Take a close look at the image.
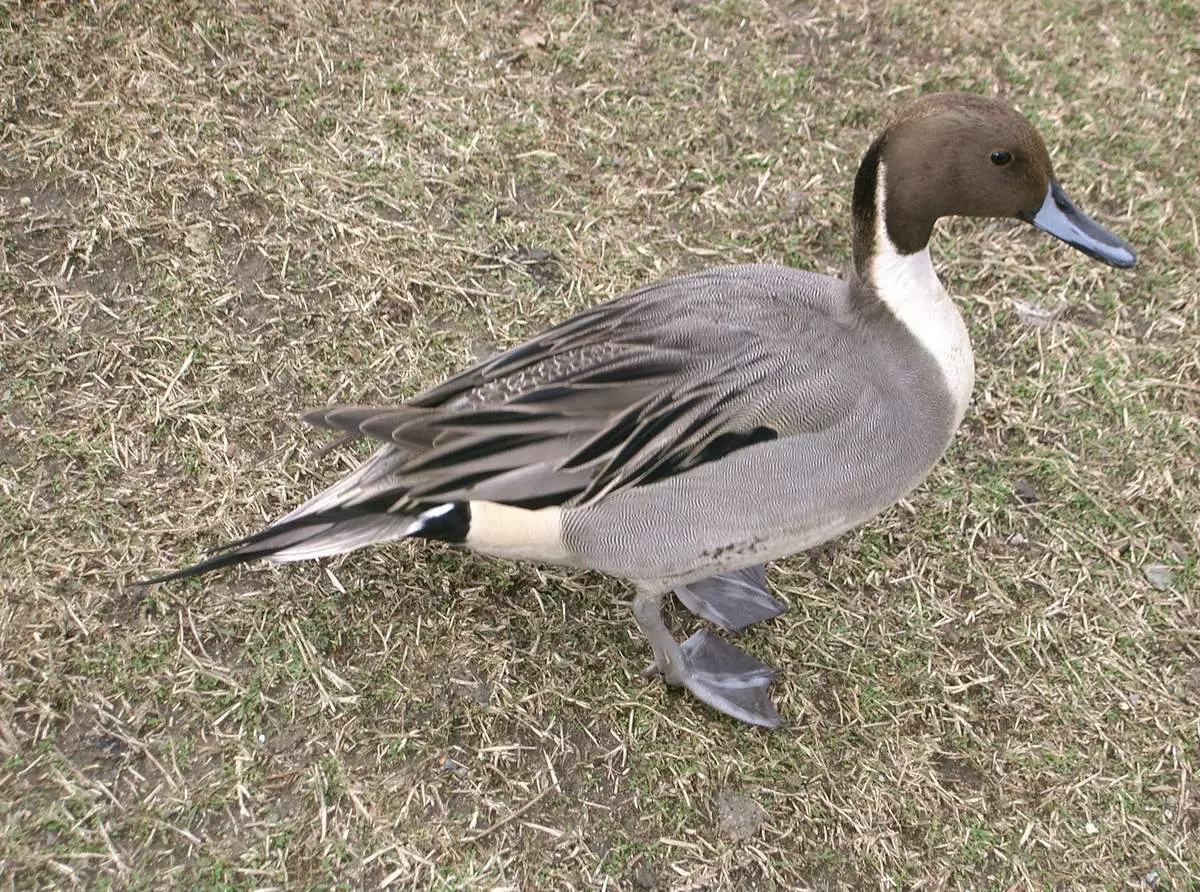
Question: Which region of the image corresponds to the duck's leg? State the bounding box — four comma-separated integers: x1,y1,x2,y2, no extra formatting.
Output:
632,589,689,686
673,565,788,633
632,589,784,728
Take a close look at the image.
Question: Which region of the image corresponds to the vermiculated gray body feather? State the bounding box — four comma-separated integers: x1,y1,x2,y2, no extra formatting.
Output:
191,265,954,590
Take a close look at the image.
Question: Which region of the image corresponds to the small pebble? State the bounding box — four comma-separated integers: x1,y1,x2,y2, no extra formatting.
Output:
1084,820,1098,835
1013,479,1040,504
1011,297,1060,327
19,195,32,207
630,866,657,889
517,26,547,49
1144,869,1159,888
1142,563,1175,591
715,791,767,840
784,189,807,220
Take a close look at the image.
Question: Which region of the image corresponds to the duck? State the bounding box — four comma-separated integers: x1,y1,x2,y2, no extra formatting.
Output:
143,92,1135,728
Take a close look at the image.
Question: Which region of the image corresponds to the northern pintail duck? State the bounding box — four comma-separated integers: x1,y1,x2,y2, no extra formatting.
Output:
145,93,1135,727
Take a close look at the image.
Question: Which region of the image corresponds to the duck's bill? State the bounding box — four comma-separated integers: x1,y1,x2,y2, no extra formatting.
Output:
1018,180,1136,269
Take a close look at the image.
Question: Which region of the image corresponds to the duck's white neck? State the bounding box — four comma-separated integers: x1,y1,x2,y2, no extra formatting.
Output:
868,166,975,422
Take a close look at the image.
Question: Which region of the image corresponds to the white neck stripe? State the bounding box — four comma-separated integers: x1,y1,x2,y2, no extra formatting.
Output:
869,165,975,422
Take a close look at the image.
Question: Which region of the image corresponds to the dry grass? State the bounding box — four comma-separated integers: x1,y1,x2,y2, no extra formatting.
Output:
2,1,1197,889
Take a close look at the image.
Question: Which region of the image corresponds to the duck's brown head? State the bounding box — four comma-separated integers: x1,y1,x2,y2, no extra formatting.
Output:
852,92,1136,272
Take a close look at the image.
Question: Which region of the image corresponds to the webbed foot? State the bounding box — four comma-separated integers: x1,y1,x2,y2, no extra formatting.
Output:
642,628,783,728
633,589,784,728
673,565,787,632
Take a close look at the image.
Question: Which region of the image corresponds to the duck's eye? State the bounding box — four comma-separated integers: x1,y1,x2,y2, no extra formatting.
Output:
991,150,1013,166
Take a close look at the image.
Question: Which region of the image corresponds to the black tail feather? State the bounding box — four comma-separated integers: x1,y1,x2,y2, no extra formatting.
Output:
139,497,468,586
137,515,335,585
137,546,267,585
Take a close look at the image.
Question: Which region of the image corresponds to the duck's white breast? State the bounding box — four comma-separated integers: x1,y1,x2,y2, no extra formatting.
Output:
870,179,976,424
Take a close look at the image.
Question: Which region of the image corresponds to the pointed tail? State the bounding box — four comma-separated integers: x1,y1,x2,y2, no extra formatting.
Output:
139,500,468,585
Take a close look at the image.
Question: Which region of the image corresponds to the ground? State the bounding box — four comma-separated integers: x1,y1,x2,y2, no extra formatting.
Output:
1,1,1197,889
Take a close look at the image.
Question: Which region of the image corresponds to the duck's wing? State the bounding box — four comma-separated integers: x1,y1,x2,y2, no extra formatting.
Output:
144,266,865,582
304,266,862,511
